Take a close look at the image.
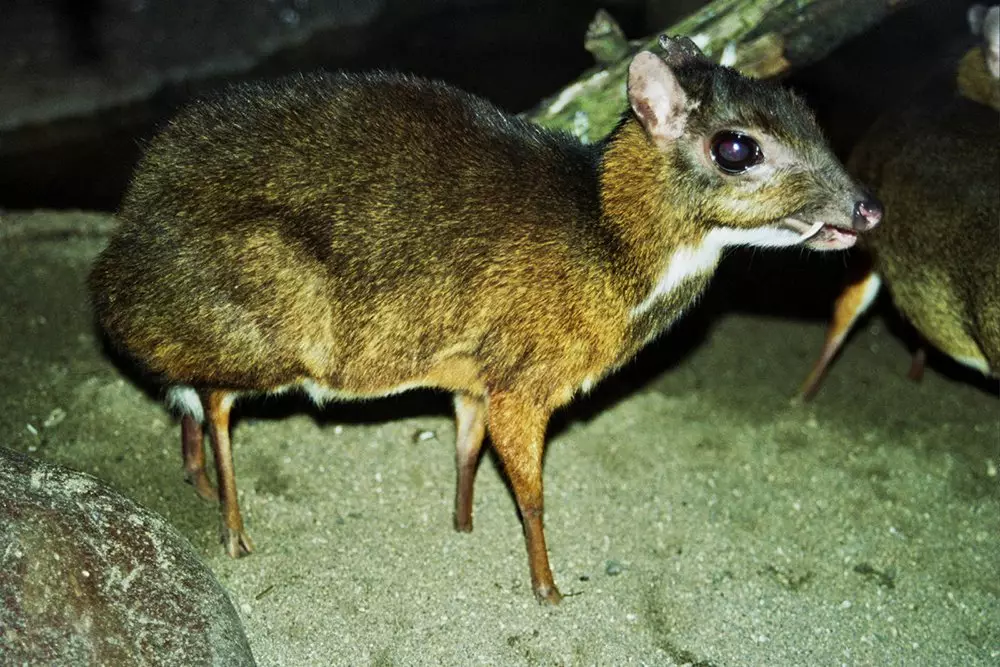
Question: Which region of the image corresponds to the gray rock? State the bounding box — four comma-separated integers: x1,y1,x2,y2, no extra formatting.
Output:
0,447,255,667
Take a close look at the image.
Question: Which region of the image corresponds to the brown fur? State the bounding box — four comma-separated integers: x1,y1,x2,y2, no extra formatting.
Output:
90,47,868,602
802,39,1000,398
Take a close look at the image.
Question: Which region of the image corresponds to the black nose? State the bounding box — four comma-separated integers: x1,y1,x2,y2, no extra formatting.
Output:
852,196,883,231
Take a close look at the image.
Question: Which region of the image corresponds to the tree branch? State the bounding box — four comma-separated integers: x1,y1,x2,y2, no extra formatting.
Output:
525,0,916,141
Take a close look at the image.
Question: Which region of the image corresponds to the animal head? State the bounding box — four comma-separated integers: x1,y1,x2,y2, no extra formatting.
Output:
626,36,881,252
961,5,1000,109
969,5,1000,78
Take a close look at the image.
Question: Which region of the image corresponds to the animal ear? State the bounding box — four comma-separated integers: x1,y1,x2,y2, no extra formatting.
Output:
969,5,1000,80
985,6,999,80
968,4,987,35
627,51,690,149
658,34,711,68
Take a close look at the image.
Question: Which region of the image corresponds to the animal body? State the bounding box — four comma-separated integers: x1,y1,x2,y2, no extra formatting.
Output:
91,36,878,603
800,6,1000,399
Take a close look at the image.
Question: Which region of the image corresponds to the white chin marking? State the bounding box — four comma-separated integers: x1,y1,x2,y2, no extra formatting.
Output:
630,241,725,316
704,225,804,249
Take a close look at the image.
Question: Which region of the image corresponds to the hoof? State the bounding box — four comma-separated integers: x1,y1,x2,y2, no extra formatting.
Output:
185,471,219,502
222,527,254,558
534,584,563,605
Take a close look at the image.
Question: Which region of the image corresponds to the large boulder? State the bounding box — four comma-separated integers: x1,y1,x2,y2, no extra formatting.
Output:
0,447,255,666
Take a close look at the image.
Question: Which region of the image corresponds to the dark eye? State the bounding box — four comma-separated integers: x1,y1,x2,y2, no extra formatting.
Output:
710,131,763,174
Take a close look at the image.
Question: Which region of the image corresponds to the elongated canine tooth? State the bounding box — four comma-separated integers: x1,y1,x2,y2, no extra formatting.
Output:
800,221,825,240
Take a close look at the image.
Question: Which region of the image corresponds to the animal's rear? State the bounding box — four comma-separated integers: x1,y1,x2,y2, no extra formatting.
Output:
850,94,1000,370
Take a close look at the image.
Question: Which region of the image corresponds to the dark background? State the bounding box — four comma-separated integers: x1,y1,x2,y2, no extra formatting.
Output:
0,0,975,213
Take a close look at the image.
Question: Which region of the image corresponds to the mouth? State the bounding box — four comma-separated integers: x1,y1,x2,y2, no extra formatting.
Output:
782,218,858,251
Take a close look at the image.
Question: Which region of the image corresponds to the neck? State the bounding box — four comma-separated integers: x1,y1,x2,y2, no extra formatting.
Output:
597,119,722,312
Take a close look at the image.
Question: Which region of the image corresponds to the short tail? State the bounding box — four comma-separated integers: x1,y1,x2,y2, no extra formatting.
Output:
165,385,204,423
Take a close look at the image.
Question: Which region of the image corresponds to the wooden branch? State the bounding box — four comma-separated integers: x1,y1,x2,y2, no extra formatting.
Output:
525,0,916,141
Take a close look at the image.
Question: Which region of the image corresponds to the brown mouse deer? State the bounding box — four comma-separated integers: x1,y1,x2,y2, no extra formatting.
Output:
90,36,879,603
800,7,1000,399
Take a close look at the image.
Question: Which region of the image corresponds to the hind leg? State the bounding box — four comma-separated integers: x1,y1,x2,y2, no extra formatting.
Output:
800,269,882,400
203,390,254,557
181,413,219,501
907,347,927,381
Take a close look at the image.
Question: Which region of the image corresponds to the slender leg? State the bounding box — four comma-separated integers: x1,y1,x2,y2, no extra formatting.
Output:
203,390,254,557
454,393,487,532
800,270,882,401
487,391,561,604
907,346,927,382
181,412,218,501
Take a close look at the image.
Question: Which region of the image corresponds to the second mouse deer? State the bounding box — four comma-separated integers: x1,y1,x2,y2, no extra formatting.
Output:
800,6,999,399
90,36,879,603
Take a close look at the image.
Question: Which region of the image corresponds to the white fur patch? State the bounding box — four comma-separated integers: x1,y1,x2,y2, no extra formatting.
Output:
705,225,805,249
631,223,816,318
166,385,204,423
855,272,883,314
631,240,724,316
954,354,991,375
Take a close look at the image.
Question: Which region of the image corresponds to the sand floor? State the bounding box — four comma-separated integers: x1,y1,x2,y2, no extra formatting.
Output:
1,210,997,666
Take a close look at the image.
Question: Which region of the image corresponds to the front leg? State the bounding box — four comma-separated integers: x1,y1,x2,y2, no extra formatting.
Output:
486,391,561,604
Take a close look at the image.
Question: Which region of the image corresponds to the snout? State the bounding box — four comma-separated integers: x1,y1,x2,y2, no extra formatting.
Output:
852,195,883,231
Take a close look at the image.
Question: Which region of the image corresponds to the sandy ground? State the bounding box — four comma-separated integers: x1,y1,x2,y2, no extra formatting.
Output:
1,210,997,666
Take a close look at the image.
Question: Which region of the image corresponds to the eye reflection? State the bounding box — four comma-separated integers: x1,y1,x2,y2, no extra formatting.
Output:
710,132,763,174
